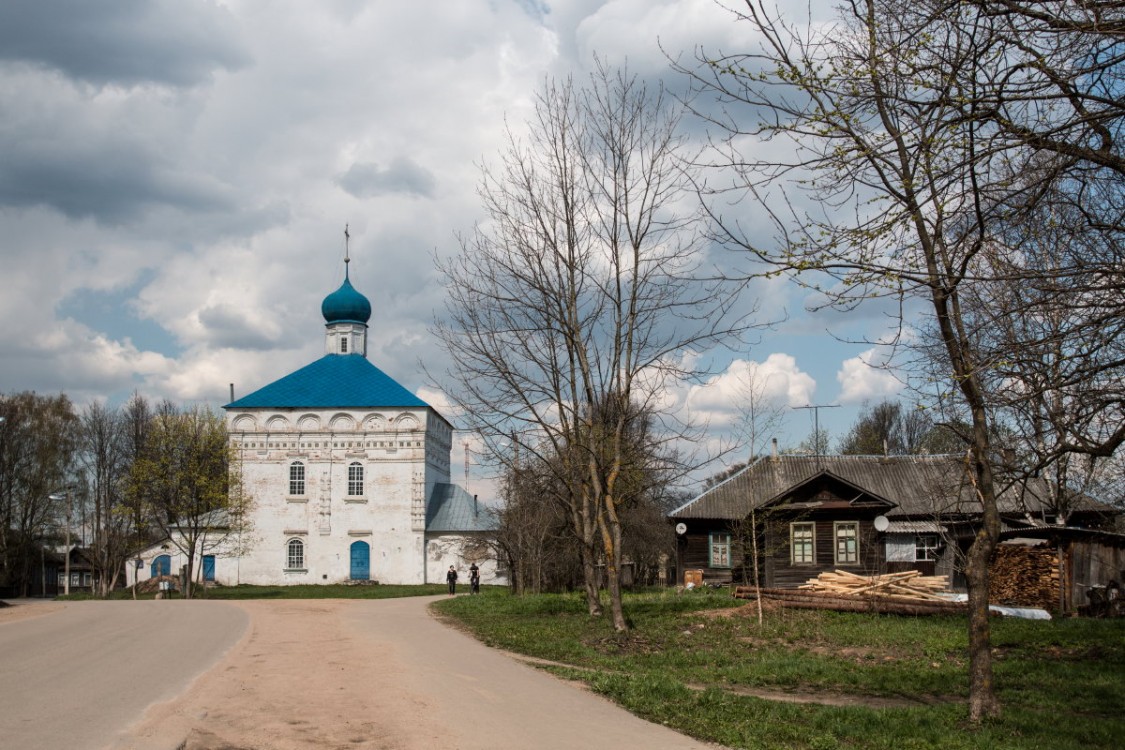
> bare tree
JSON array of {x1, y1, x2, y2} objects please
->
[
  {"x1": 76, "y1": 401, "x2": 147, "y2": 595},
  {"x1": 734, "y1": 363, "x2": 787, "y2": 460},
  {"x1": 435, "y1": 60, "x2": 750, "y2": 631},
  {"x1": 683, "y1": 0, "x2": 1123, "y2": 720},
  {"x1": 495, "y1": 456, "x2": 580, "y2": 594}
]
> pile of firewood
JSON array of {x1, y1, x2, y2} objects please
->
[
  {"x1": 798, "y1": 570, "x2": 951, "y2": 601},
  {"x1": 990, "y1": 545, "x2": 1060, "y2": 609}
]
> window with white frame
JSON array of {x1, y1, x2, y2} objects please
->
[
  {"x1": 916, "y1": 534, "x2": 940, "y2": 561},
  {"x1": 348, "y1": 462, "x2": 364, "y2": 496},
  {"x1": 791, "y1": 522, "x2": 815, "y2": 564},
  {"x1": 286, "y1": 538, "x2": 305, "y2": 570},
  {"x1": 834, "y1": 521, "x2": 859, "y2": 565},
  {"x1": 340, "y1": 337, "x2": 348, "y2": 353},
  {"x1": 709, "y1": 533, "x2": 732, "y2": 568},
  {"x1": 289, "y1": 461, "x2": 305, "y2": 496}
]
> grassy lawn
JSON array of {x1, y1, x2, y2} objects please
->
[{"x1": 433, "y1": 588, "x2": 1125, "y2": 750}]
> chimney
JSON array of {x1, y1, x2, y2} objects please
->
[
  {"x1": 771, "y1": 437, "x2": 778, "y2": 460},
  {"x1": 473, "y1": 494, "x2": 478, "y2": 516},
  {"x1": 229, "y1": 383, "x2": 235, "y2": 402}
]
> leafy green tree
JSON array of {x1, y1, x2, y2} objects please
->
[
  {"x1": 0, "y1": 392, "x2": 79, "y2": 596},
  {"x1": 127, "y1": 403, "x2": 250, "y2": 599}
]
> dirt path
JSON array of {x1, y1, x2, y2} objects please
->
[{"x1": 111, "y1": 597, "x2": 719, "y2": 750}]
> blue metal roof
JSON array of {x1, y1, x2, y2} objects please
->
[
  {"x1": 224, "y1": 354, "x2": 429, "y2": 409},
  {"x1": 426, "y1": 483, "x2": 497, "y2": 532}
]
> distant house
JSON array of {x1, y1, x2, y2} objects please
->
[{"x1": 669, "y1": 453, "x2": 1117, "y2": 590}]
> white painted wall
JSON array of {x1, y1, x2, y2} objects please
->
[
  {"x1": 424, "y1": 533, "x2": 508, "y2": 586},
  {"x1": 225, "y1": 406, "x2": 453, "y2": 585}
]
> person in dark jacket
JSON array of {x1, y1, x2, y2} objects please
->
[
  {"x1": 446, "y1": 565, "x2": 458, "y2": 595},
  {"x1": 469, "y1": 563, "x2": 480, "y2": 594}
]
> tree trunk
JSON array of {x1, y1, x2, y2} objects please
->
[
  {"x1": 964, "y1": 462, "x2": 1002, "y2": 720},
  {"x1": 582, "y1": 547, "x2": 602, "y2": 616}
]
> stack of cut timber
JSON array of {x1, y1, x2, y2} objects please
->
[
  {"x1": 990, "y1": 545, "x2": 1060, "y2": 610},
  {"x1": 799, "y1": 570, "x2": 951, "y2": 601},
  {"x1": 733, "y1": 570, "x2": 965, "y2": 616}
]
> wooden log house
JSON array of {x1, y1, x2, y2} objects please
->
[{"x1": 669, "y1": 453, "x2": 1118, "y2": 591}]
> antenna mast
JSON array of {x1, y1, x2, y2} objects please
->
[{"x1": 792, "y1": 403, "x2": 840, "y2": 467}]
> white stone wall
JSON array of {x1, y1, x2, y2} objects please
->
[
  {"x1": 226, "y1": 406, "x2": 453, "y2": 585},
  {"x1": 424, "y1": 533, "x2": 508, "y2": 587},
  {"x1": 126, "y1": 533, "x2": 242, "y2": 588}
]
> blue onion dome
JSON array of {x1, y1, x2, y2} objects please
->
[{"x1": 321, "y1": 275, "x2": 372, "y2": 324}]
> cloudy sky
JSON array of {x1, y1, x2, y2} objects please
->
[{"x1": 0, "y1": 0, "x2": 909, "y2": 491}]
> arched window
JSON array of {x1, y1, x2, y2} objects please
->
[
  {"x1": 348, "y1": 462, "x2": 364, "y2": 496},
  {"x1": 286, "y1": 538, "x2": 305, "y2": 570},
  {"x1": 289, "y1": 461, "x2": 305, "y2": 495}
]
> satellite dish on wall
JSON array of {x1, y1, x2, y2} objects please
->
[
  {"x1": 873, "y1": 515, "x2": 890, "y2": 532},
  {"x1": 675, "y1": 522, "x2": 687, "y2": 535}
]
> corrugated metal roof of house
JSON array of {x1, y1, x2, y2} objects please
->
[
  {"x1": 669, "y1": 454, "x2": 1072, "y2": 520},
  {"x1": 426, "y1": 483, "x2": 497, "y2": 532},
  {"x1": 224, "y1": 355, "x2": 429, "y2": 410}
]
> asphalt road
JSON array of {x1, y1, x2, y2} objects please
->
[{"x1": 0, "y1": 600, "x2": 248, "y2": 750}]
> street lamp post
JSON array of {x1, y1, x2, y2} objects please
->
[{"x1": 49, "y1": 488, "x2": 72, "y2": 596}]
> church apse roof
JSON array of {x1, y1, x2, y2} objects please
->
[
  {"x1": 225, "y1": 354, "x2": 429, "y2": 410},
  {"x1": 426, "y1": 483, "x2": 497, "y2": 533}
]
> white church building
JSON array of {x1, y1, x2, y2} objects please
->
[{"x1": 128, "y1": 253, "x2": 502, "y2": 589}]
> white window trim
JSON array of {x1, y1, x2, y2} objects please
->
[
  {"x1": 347, "y1": 461, "x2": 364, "y2": 497},
  {"x1": 791, "y1": 522, "x2": 816, "y2": 565},
  {"x1": 916, "y1": 534, "x2": 940, "y2": 562},
  {"x1": 288, "y1": 461, "x2": 306, "y2": 497},
  {"x1": 833, "y1": 521, "x2": 859, "y2": 565},
  {"x1": 285, "y1": 538, "x2": 306, "y2": 571}
]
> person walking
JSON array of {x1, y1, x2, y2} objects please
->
[
  {"x1": 446, "y1": 565, "x2": 458, "y2": 596},
  {"x1": 469, "y1": 563, "x2": 480, "y2": 595}
]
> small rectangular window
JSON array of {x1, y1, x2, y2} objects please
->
[
  {"x1": 916, "y1": 534, "x2": 940, "y2": 561},
  {"x1": 289, "y1": 462, "x2": 305, "y2": 496},
  {"x1": 791, "y1": 522, "x2": 815, "y2": 564},
  {"x1": 340, "y1": 337, "x2": 348, "y2": 353},
  {"x1": 834, "y1": 522, "x2": 859, "y2": 565},
  {"x1": 709, "y1": 533, "x2": 731, "y2": 568},
  {"x1": 348, "y1": 463, "x2": 364, "y2": 496}
]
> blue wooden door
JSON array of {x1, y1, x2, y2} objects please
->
[
  {"x1": 202, "y1": 555, "x2": 216, "y2": 581},
  {"x1": 350, "y1": 541, "x2": 370, "y2": 580},
  {"x1": 151, "y1": 554, "x2": 171, "y2": 577}
]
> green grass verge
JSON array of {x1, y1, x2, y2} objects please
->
[{"x1": 433, "y1": 588, "x2": 1125, "y2": 750}]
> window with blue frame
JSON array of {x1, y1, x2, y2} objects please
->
[{"x1": 709, "y1": 532, "x2": 732, "y2": 568}]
